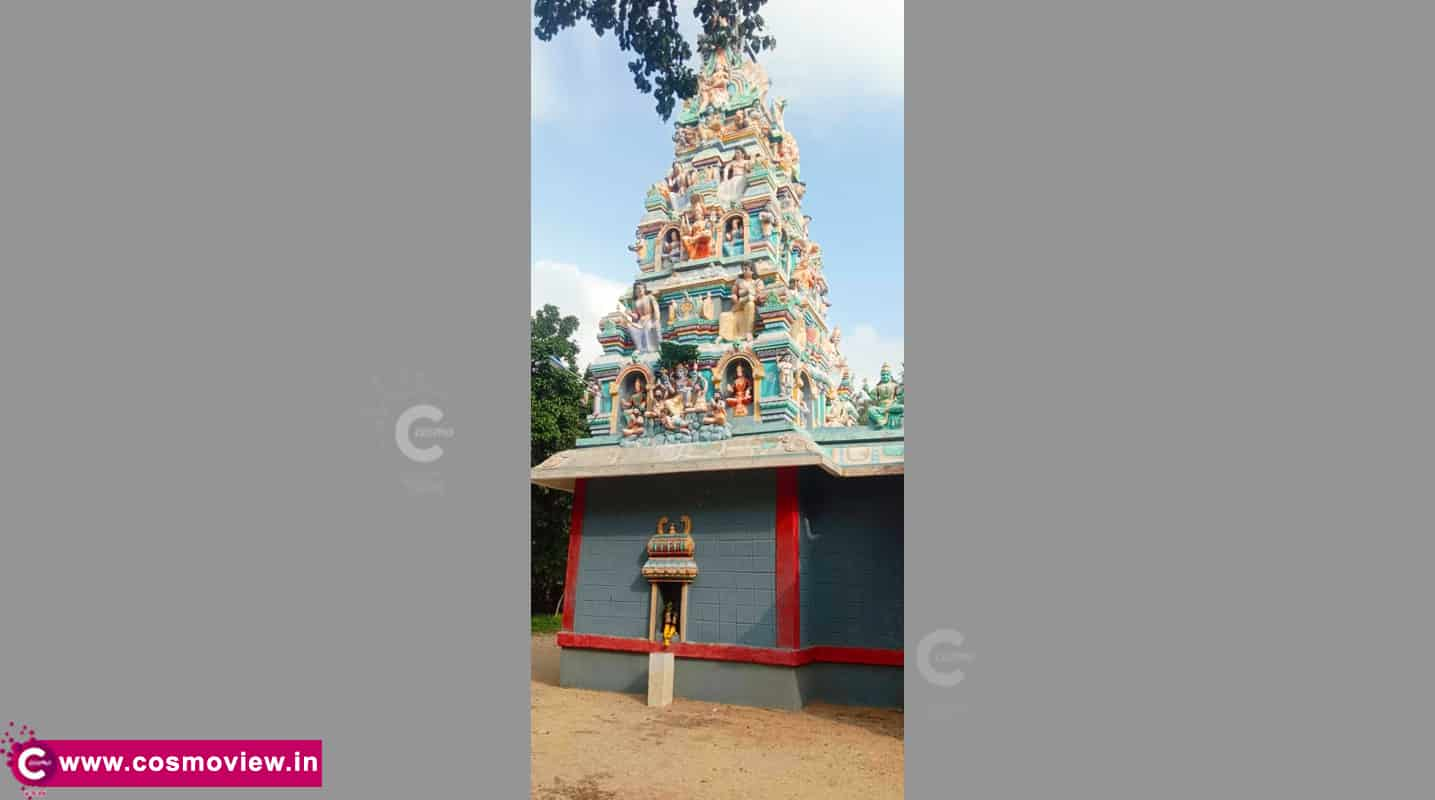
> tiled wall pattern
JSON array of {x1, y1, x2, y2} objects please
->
[
  {"x1": 798, "y1": 471, "x2": 904, "y2": 650},
  {"x1": 574, "y1": 469, "x2": 777, "y2": 647}
]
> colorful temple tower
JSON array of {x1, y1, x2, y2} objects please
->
[{"x1": 532, "y1": 38, "x2": 905, "y2": 710}]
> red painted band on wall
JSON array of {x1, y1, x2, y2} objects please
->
[
  {"x1": 774, "y1": 466, "x2": 801, "y2": 649},
  {"x1": 561, "y1": 478, "x2": 587, "y2": 631},
  {"x1": 556, "y1": 631, "x2": 903, "y2": 668}
]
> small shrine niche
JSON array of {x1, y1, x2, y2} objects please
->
[
  {"x1": 717, "y1": 354, "x2": 759, "y2": 421},
  {"x1": 642, "y1": 515, "x2": 698, "y2": 646}
]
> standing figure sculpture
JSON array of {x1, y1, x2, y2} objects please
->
[
  {"x1": 623, "y1": 282, "x2": 661, "y2": 354},
  {"x1": 777, "y1": 352, "x2": 797, "y2": 399},
  {"x1": 662, "y1": 602, "x2": 677, "y2": 648},
  {"x1": 718, "y1": 263, "x2": 763, "y2": 343},
  {"x1": 724, "y1": 363, "x2": 754, "y2": 417},
  {"x1": 865, "y1": 363, "x2": 905, "y2": 429},
  {"x1": 584, "y1": 377, "x2": 603, "y2": 418}
]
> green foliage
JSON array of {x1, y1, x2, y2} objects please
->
[
  {"x1": 657, "y1": 341, "x2": 699, "y2": 371},
  {"x1": 531, "y1": 304, "x2": 588, "y2": 612},
  {"x1": 533, "y1": 0, "x2": 777, "y2": 120},
  {"x1": 531, "y1": 614, "x2": 564, "y2": 635}
]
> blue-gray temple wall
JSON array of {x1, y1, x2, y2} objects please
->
[{"x1": 798, "y1": 470, "x2": 904, "y2": 650}]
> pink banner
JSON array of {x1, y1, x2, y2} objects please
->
[{"x1": 8, "y1": 740, "x2": 322, "y2": 788}]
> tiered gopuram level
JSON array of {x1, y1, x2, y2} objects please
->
[{"x1": 532, "y1": 40, "x2": 904, "y2": 711}]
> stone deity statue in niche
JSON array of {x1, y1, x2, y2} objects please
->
[{"x1": 724, "y1": 363, "x2": 754, "y2": 417}]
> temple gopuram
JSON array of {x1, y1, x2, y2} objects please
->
[{"x1": 531, "y1": 36, "x2": 905, "y2": 710}]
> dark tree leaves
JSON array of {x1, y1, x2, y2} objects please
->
[
  {"x1": 534, "y1": 0, "x2": 776, "y2": 120},
  {"x1": 531, "y1": 304, "x2": 588, "y2": 611}
]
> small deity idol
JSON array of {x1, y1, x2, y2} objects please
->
[
  {"x1": 662, "y1": 602, "x2": 677, "y2": 648},
  {"x1": 724, "y1": 363, "x2": 754, "y2": 417}
]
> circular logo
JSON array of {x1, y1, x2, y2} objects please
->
[
  {"x1": 395, "y1": 404, "x2": 448, "y2": 463},
  {"x1": 10, "y1": 741, "x2": 57, "y2": 786},
  {"x1": 916, "y1": 628, "x2": 971, "y2": 688}
]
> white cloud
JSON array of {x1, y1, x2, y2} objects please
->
[
  {"x1": 530, "y1": 24, "x2": 621, "y2": 124},
  {"x1": 837, "y1": 322, "x2": 904, "y2": 388},
  {"x1": 531, "y1": 260, "x2": 628, "y2": 369},
  {"x1": 674, "y1": 0, "x2": 904, "y2": 106},
  {"x1": 755, "y1": 0, "x2": 904, "y2": 103}
]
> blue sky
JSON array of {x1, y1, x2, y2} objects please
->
[{"x1": 531, "y1": 0, "x2": 904, "y2": 383}]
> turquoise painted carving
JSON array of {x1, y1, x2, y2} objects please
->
[
  {"x1": 864, "y1": 364, "x2": 904, "y2": 430},
  {"x1": 576, "y1": 42, "x2": 900, "y2": 447}
]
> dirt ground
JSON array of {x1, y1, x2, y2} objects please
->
[{"x1": 531, "y1": 633, "x2": 904, "y2": 799}]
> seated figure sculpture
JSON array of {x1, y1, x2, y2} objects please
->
[
  {"x1": 724, "y1": 362, "x2": 754, "y2": 417},
  {"x1": 865, "y1": 363, "x2": 904, "y2": 430}
]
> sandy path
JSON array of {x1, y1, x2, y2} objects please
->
[{"x1": 531, "y1": 634, "x2": 903, "y2": 799}]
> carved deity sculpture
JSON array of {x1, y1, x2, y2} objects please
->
[
  {"x1": 628, "y1": 235, "x2": 647, "y2": 265},
  {"x1": 585, "y1": 379, "x2": 603, "y2": 418},
  {"x1": 703, "y1": 395, "x2": 727, "y2": 427},
  {"x1": 824, "y1": 384, "x2": 857, "y2": 427},
  {"x1": 724, "y1": 363, "x2": 754, "y2": 417},
  {"x1": 777, "y1": 353, "x2": 797, "y2": 399},
  {"x1": 865, "y1": 363, "x2": 905, "y2": 429},
  {"x1": 701, "y1": 60, "x2": 731, "y2": 110},
  {"x1": 699, "y1": 292, "x2": 716, "y2": 320},
  {"x1": 722, "y1": 217, "x2": 745, "y2": 257},
  {"x1": 621, "y1": 379, "x2": 648, "y2": 438},
  {"x1": 700, "y1": 112, "x2": 723, "y2": 143},
  {"x1": 623, "y1": 282, "x2": 661, "y2": 353},
  {"x1": 661, "y1": 228, "x2": 684, "y2": 268},
  {"x1": 725, "y1": 148, "x2": 751, "y2": 181},
  {"x1": 828, "y1": 326, "x2": 848, "y2": 372},
  {"x1": 662, "y1": 602, "x2": 677, "y2": 648},
  {"x1": 681, "y1": 195, "x2": 716, "y2": 260},
  {"x1": 718, "y1": 263, "x2": 763, "y2": 342}
]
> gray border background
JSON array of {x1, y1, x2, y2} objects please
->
[
  {"x1": 908, "y1": 2, "x2": 1432, "y2": 797},
  {"x1": 2, "y1": 2, "x2": 1432, "y2": 798},
  {"x1": 1, "y1": 2, "x2": 530, "y2": 797}
]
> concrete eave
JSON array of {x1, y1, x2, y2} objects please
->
[{"x1": 531, "y1": 431, "x2": 902, "y2": 493}]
